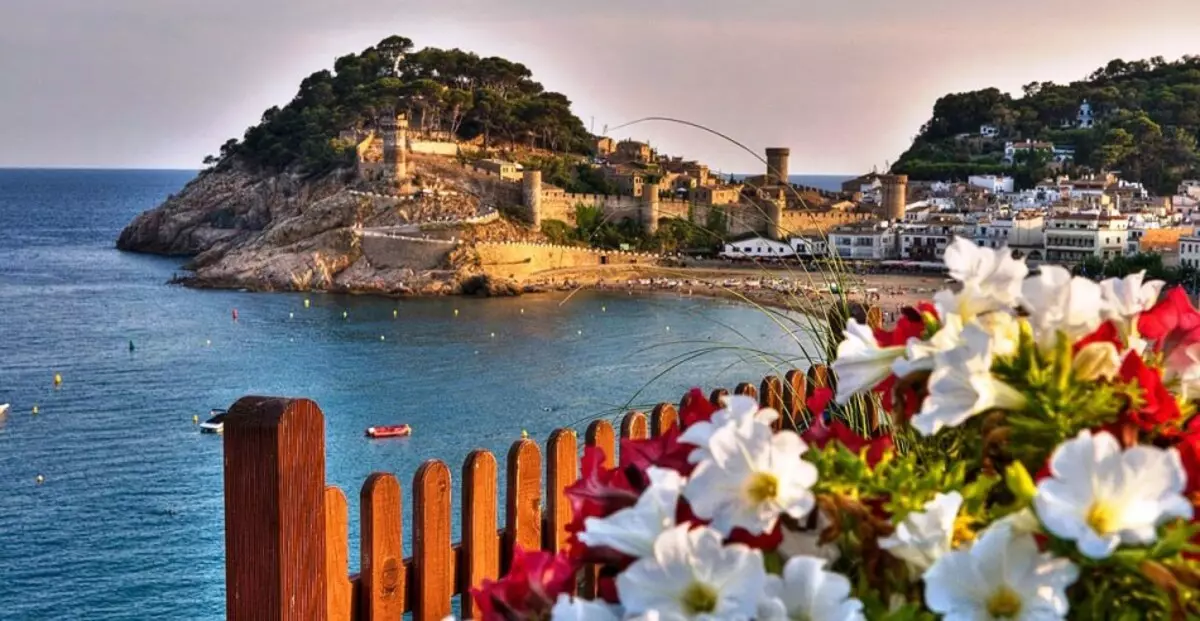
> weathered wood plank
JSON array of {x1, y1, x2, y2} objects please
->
[
  {"x1": 223, "y1": 397, "x2": 327, "y2": 621},
  {"x1": 760, "y1": 375, "x2": 784, "y2": 430},
  {"x1": 413, "y1": 460, "x2": 454, "y2": 621},
  {"x1": 462, "y1": 450, "x2": 499, "y2": 619},
  {"x1": 784, "y1": 369, "x2": 809, "y2": 428},
  {"x1": 585, "y1": 420, "x2": 616, "y2": 468},
  {"x1": 620, "y1": 411, "x2": 648, "y2": 444},
  {"x1": 505, "y1": 439, "x2": 542, "y2": 563},
  {"x1": 546, "y1": 429, "x2": 578, "y2": 555},
  {"x1": 709, "y1": 388, "x2": 729, "y2": 407},
  {"x1": 325, "y1": 486, "x2": 353, "y2": 621},
  {"x1": 360, "y1": 473, "x2": 404, "y2": 620},
  {"x1": 734, "y1": 382, "x2": 758, "y2": 401},
  {"x1": 650, "y1": 403, "x2": 678, "y2": 437}
]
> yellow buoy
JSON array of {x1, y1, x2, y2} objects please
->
[
  {"x1": 53, "y1": 373, "x2": 62, "y2": 387},
  {"x1": 304, "y1": 299, "x2": 311, "y2": 308},
  {"x1": 454, "y1": 309, "x2": 459, "y2": 317},
  {"x1": 342, "y1": 311, "x2": 348, "y2": 320},
  {"x1": 36, "y1": 475, "x2": 44, "y2": 485},
  {"x1": 602, "y1": 306, "x2": 606, "y2": 312},
  {"x1": 32, "y1": 405, "x2": 38, "y2": 415},
  {"x1": 521, "y1": 430, "x2": 529, "y2": 439}
]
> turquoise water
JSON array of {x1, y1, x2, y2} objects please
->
[{"x1": 0, "y1": 169, "x2": 829, "y2": 620}]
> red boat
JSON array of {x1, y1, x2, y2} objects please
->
[{"x1": 366, "y1": 424, "x2": 412, "y2": 438}]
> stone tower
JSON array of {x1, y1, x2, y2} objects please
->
[
  {"x1": 766, "y1": 197, "x2": 784, "y2": 240},
  {"x1": 523, "y1": 170, "x2": 543, "y2": 228},
  {"x1": 765, "y1": 147, "x2": 790, "y2": 186},
  {"x1": 642, "y1": 182, "x2": 661, "y2": 235},
  {"x1": 879, "y1": 174, "x2": 908, "y2": 221},
  {"x1": 380, "y1": 114, "x2": 409, "y2": 186}
]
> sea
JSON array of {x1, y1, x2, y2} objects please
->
[{"x1": 0, "y1": 170, "x2": 847, "y2": 620}]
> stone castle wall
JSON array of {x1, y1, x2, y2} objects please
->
[
  {"x1": 361, "y1": 234, "x2": 455, "y2": 270},
  {"x1": 475, "y1": 241, "x2": 660, "y2": 280},
  {"x1": 408, "y1": 140, "x2": 460, "y2": 157}
]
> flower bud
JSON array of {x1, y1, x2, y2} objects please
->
[
  {"x1": 1004, "y1": 461, "x2": 1037, "y2": 503},
  {"x1": 1072, "y1": 342, "x2": 1121, "y2": 382}
]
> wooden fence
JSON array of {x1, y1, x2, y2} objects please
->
[{"x1": 221, "y1": 364, "x2": 838, "y2": 621}]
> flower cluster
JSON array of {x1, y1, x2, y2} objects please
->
[{"x1": 472, "y1": 238, "x2": 1200, "y2": 620}]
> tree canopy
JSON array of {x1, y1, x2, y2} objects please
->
[
  {"x1": 892, "y1": 55, "x2": 1200, "y2": 193},
  {"x1": 214, "y1": 36, "x2": 594, "y2": 173}
]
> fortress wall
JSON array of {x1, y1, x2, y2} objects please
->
[
  {"x1": 658, "y1": 199, "x2": 692, "y2": 221},
  {"x1": 362, "y1": 236, "x2": 454, "y2": 270},
  {"x1": 408, "y1": 140, "x2": 460, "y2": 156},
  {"x1": 476, "y1": 242, "x2": 660, "y2": 280},
  {"x1": 777, "y1": 210, "x2": 871, "y2": 237}
]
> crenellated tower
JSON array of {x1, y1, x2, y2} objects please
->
[
  {"x1": 765, "y1": 147, "x2": 790, "y2": 186},
  {"x1": 642, "y1": 182, "x2": 661, "y2": 235},
  {"x1": 379, "y1": 114, "x2": 409, "y2": 188},
  {"x1": 522, "y1": 170, "x2": 543, "y2": 228},
  {"x1": 878, "y1": 174, "x2": 908, "y2": 221}
]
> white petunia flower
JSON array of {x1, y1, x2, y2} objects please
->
[
  {"x1": 1021, "y1": 265, "x2": 1108, "y2": 347},
  {"x1": 924, "y1": 522, "x2": 1078, "y2": 620},
  {"x1": 878, "y1": 491, "x2": 963, "y2": 573},
  {"x1": 831, "y1": 319, "x2": 905, "y2": 404},
  {"x1": 943, "y1": 237, "x2": 1028, "y2": 306},
  {"x1": 1100, "y1": 270, "x2": 1165, "y2": 323},
  {"x1": 678, "y1": 394, "x2": 778, "y2": 464},
  {"x1": 892, "y1": 313, "x2": 965, "y2": 379},
  {"x1": 778, "y1": 509, "x2": 841, "y2": 563},
  {"x1": 684, "y1": 423, "x2": 817, "y2": 536},
  {"x1": 551, "y1": 594, "x2": 622, "y2": 621},
  {"x1": 579, "y1": 467, "x2": 684, "y2": 558},
  {"x1": 1034, "y1": 429, "x2": 1193, "y2": 560},
  {"x1": 911, "y1": 324, "x2": 1027, "y2": 436},
  {"x1": 617, "y1": 524, "x2": 765, "y2": 620},
  {"x1": 1173, "y1": 342, "x2": 1200, "y2": 401},
  {"x1": 756, "y1": 556, "x2": 865, "y2": 621}
]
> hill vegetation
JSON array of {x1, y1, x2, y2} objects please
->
[
  {"x1": 892, "y1": 55, "x2": 1200, "y2": 193},
  {"x1": 207, "y1": 36, "x2": 593, "y2": 174}
]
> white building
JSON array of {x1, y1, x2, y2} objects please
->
[
  {"x1": 900, "y1": 219, "x2": 972, "y2": 261},
  {"x1": 789, "y1": 236, "x2": 828, "y2": 258},
  {"x1": 968, "y1": 175, "x2": 1014, "y2": 194},
  {"x1": 1004, "y1": 141, "x2": 1055, "y2": 164},
  {"x1": 720, "y1": 236, "x2": 795, "y2": 260},
  {"x1": 1043, "y1": 211, "x2": 1129, "y2": 263},
  {"x1": 828, "y1": 222, "x2": 898, "y2": 260},
  {"x1": 974, "y1": 212, "x2": 1045, "y2": 259},
  {"x1": 980, "y1": 124, "x2": 999, "y2": 138},
  {"x1": 1077, "y1": 100, "x2": 1095, "y2": 129},
  {"x1": 1181, "y1": 231, "x2": 1200, "y2": 269}
]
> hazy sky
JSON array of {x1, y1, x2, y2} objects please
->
[{"x1": 3, "y1": 0, "x2": 1200, "y2": 173}]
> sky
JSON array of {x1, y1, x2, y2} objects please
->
[{"x1": 3, "y1": 0, "x2": 1200, "y2": 174}]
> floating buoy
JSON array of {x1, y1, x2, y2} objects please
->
[
  {"x1": 232, "y1": 308, "x2": 239, "y2": 321},
  {"x1": 393, "y1": 309, "x2": 398, "y2": 319},
  {"x1": 35, "y1": 475, "x2": 44, "y2": 485},
  {"x1": 289, "y1": 312, "x2": 294, "y2": 319},
  {"x1": 454, "y1": 309, "x2": 459, "y2": 317},
  {"x1": 520, "y1": 308, "x2": 525, "y2": 314},
  {"x1": 666, "y1": 326, "x2": 671, "y2": 332},
  {"x1": 521, "y1": 430, "x2": 529, "y2": 439},
  {"x1": 32, "y1": 405, "x2": 38, "y2": 415},
  {"x1": 53, "y1": 373, "x2": 62, "y2": 387},
  {"x1": 380, "y1": 335, "x2": 386, "y2": 341},
  {"x1": 192, "y1": 415, "x2": 199, "y2": 424},
  {"x1": 490, "y1": 332, "x2": 496, "y2": 338},
  {"x1": 342, "y1": 311, "x2": 348, "y2": 320},
  {"x1": 602, "y1": 306, "x2": 606, "y2": 312},
  {"x1": 205, "y1": 339, "x2": 212, "y2": 347},
  {"x1": 577, "y1": 330, "x2": 582, "y2": 335},
  {"x1": 128, "y1": 340, "x2": 135, "y2": 352},
  {"x1": 304, "y1": 299, "x2": 311, "y2": 308}
]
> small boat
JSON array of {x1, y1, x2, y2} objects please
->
[
  {"x1": 0, "y1": 403, "x2": 9, "y2": 417},
  {"x1": 365, "y1": 424, "x2": 412, "y2": 438},
  {"x1": 200, "y1": 409, "x2": 228, "y2": 434}
]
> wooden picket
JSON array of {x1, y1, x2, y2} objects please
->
[{"x1": 222, "y1": 358, "x2": 884, "y2": 620}]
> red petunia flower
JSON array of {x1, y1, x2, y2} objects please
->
[
  {"x1": 1117, "y1": 351, "x2": 1183, "y2": 436},
  {"x1": 471, "y1": 547, "x2": 576, "y2": 621},
  {"x1": 680, "y1": 387, "x2": 718, "y2": 429},
  {"x1": 1075, "y1": 320, "x2": 1122, "y2": 353},
  {"x1": 802, "y1": 416, "x2": 894, "y2": 467},
  {"x1": 1138, "y1": 286, "x2": 1200, "y2": 370},
  {"x1": 620, "y1": 429, "x2": 695, "y2": 477},
  {"x1": 563, "y1": 447, "x2": 640, "y2": 537},
  {"x1": 806, "y1": 387, "x2": 834, "y2": 420},
  {"x1": 872, "y1": 304, "x2": 933, "y2": 348}
]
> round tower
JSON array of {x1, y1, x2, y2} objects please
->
[
  {"x1": 523, "y1": 170, "x2": 543, "y2": 228},
  {"x1": 642, "y1": 182, "x2": 661, "y2": 235},
  {"x1": 879, "y1": 174, "x2": 908, "y2": 222},
  {"x1": 766, "y1": 197, "x2": 784, "y2": 240},
  {"x1": 380, "y1": 114, "x2": 409, "y2": 187},
  {"x1": 765, "y1": 147, "x2": 790, "y2": 186}
]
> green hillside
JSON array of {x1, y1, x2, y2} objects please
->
[
  {"x1": 208, "y1": 36, "x2": 593, "y2": 174},
  {"x1": 892, "y1": 56, "x2": 1200, "y2": 193}
]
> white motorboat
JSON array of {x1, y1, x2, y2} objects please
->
[
  {"x1": 199, "y1": 409, "x2": 227, "y2": 434},
  {"x1": 0, "y1": 403, "x2": 9, "y2": 417}
]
